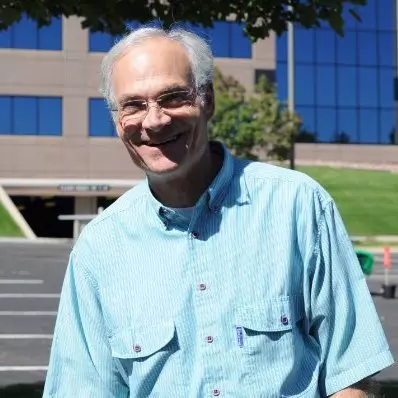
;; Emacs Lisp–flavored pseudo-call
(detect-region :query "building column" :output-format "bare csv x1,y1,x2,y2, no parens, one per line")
73,196,98,238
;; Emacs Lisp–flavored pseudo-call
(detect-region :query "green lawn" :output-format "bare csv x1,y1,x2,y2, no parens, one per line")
297,166,398,236
0,203,24,237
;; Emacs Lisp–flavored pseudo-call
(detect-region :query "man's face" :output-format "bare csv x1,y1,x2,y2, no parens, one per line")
111,37,213,176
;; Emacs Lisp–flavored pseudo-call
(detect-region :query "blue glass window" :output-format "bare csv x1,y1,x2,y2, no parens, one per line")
358,32,377,66
316,66,336,107
378,33,394,67
38,17,62,50
359,68,378,107
14,97,37,135
276,63,288,102
296,106,316,135
379,68,394,108
38,98,62,136
89,98,116,137
0,16,62,50
294,28,314,63
357,0,377,30
337,31,356,65
230,23,251,58
0,96,62,136
317,108,337,142
380,110,395,144
210,21,229,57
315,30,335,64
89,32,120,53
277,33,287,62
338,67,357,107
338,109,357,143
378,0,394,31
359,109,378,143
0,97,12,134
295,65,315,105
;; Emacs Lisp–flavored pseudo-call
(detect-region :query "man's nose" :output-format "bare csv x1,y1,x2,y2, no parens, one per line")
141,103,171,132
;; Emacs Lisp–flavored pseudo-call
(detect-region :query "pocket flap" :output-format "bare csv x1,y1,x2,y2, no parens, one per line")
236,296,304,332
109,320,175,359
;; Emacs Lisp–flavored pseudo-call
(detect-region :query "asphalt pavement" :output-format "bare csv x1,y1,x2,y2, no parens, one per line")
0,241,397,397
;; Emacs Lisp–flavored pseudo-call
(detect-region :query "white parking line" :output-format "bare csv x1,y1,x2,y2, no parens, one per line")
0,366,48,371
0,293,60,298
0,334,53,339
0,311,57,316
0,279,43,284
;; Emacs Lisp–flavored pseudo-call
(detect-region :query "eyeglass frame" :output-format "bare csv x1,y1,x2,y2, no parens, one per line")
110,88,199,122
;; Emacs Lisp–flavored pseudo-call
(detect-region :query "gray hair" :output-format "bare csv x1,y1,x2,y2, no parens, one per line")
100,25,214,109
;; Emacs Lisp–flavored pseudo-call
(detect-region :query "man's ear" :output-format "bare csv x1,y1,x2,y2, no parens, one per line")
203,84,215,120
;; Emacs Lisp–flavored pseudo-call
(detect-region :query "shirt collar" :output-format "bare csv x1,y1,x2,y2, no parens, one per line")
144,141,250,222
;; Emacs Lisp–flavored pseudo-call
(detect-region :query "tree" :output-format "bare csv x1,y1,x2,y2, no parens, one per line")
0,1,365,41
209,68,301,161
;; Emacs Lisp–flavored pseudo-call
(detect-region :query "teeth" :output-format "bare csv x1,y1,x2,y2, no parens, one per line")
148,134,179,146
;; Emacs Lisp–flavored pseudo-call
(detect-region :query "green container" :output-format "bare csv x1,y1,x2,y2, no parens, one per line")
356,250,374,276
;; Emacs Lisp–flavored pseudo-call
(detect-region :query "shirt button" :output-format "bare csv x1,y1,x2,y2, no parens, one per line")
199,283,207,291
206,335,214,343
192,231,199,239
213,388,221,396
281,316,289,326
133,345,142,353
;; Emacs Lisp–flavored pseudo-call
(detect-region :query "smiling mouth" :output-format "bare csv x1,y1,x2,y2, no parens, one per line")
146,133,183,147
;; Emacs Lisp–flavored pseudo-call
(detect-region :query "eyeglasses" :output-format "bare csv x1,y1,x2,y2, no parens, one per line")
112,90,196,122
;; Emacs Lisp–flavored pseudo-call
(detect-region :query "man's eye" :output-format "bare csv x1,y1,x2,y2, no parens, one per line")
122,102,145,112
159,92,190,108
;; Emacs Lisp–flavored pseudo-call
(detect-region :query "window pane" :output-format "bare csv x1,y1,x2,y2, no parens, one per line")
0,97,12,135
294,28,314,63
358,32,377,66
378,0,394,31
38,17,62,50
296,106,317,141
316,66,336,106
378,33,394,67
379,68,394,108
338,67,357,107
0,27,11,48
89,99,115,137
337,31,356,65
338,109,357,143
210,22,229,57
380,110,395,144
38,97,62,136
277,33,287,62
89,31,115,52
14,16,37,49
357,0,376,30
276,62,288,102
317,108,337,142
230,23,251,58
359,109,378,143
14,97,37,135
295,65,315,105
315,29,336,64
342,4,360,30
359,68,378,107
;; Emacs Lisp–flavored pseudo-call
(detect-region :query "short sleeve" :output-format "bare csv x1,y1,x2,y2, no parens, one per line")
309,200,394,396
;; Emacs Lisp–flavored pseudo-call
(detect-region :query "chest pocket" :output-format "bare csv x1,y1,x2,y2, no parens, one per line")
235,296,311,394
108,320,179,387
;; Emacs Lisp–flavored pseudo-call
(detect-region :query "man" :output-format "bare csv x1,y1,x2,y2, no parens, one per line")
43,25,394,397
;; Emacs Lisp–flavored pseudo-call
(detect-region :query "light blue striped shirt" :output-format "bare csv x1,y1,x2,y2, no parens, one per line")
44,142,394,397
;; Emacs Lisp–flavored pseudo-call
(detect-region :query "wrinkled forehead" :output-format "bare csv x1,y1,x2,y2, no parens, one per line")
112,37,194,99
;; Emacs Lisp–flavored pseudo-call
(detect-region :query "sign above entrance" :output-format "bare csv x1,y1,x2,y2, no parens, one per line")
58,184,111,193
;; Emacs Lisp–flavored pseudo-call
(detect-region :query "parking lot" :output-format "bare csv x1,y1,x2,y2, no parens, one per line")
0,241,397,397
